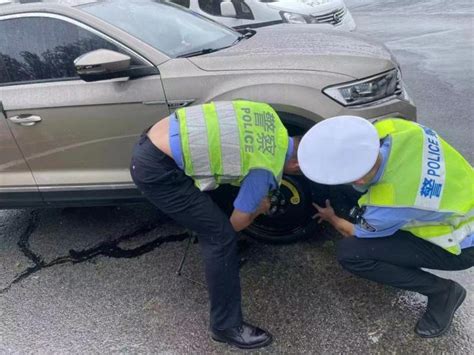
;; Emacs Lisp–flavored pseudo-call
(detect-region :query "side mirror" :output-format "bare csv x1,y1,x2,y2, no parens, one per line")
74,49,131,82
220,0,237,18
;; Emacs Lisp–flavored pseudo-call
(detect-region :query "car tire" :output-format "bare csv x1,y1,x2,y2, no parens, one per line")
209,174,317,244
244,174,318,244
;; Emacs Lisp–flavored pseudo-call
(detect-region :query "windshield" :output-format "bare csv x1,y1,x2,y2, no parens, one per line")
80,0,240,58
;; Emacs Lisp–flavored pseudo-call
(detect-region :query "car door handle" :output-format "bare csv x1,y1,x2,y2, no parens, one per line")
8,114,42,126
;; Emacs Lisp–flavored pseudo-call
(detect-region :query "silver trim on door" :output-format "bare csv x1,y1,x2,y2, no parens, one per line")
38,183,138,192
0,187,39,193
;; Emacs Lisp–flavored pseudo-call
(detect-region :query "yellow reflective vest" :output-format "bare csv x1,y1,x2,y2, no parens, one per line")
358,119,474,255
176,101,289,191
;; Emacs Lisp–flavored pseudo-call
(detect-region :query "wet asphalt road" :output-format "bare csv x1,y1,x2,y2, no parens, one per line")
1,0,473,353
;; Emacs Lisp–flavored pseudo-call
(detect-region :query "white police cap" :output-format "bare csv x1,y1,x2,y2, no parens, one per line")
298,116,380,185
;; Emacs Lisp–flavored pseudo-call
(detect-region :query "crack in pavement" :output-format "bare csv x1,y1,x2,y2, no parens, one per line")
0,210,189,295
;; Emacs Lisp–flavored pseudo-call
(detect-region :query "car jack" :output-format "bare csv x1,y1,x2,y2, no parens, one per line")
176,232,205,287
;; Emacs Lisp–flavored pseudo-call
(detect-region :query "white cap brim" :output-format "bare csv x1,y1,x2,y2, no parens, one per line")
298,116,380,185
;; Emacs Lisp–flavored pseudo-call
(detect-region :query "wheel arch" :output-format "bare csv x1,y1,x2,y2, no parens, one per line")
202,81,329,129
274,110,318,136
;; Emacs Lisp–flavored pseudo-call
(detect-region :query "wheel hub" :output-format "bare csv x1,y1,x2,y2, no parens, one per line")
268,189,289,217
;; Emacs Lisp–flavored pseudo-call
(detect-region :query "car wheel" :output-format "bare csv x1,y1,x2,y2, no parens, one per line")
209,115,317,244
245,175,317,244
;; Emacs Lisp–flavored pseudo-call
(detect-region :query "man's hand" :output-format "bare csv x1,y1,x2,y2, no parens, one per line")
312,199,336,224
312,199,355,237
230,196,271,232
256,196,271,216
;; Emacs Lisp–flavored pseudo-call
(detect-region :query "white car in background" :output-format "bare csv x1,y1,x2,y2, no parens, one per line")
170,0,356,31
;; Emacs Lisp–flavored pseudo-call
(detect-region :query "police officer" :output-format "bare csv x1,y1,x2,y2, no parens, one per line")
130,101,301,349
298,116,474,338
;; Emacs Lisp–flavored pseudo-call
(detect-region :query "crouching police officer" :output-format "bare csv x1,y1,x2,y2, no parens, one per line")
298,116,473,338
130,101,301,349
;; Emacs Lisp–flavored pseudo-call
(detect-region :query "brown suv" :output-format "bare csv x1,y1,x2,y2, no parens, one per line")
0,0,416,242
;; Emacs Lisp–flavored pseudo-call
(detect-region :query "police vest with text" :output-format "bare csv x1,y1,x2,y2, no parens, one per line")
176,101,289,191
358,119,474,255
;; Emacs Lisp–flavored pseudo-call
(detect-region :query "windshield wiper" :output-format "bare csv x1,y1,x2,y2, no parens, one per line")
176,48,222,58
232,35,246,45
177,31,255,58
236,29,256,40
230,30,256,46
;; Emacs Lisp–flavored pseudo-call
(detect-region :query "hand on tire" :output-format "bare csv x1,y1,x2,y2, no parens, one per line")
312,199,336,224
257,196,271,216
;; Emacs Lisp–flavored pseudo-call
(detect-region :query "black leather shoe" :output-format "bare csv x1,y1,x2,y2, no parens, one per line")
211,322,273,349
415,281,467,338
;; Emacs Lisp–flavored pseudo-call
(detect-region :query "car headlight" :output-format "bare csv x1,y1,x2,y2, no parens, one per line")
323,69,408,107
280,11,308,24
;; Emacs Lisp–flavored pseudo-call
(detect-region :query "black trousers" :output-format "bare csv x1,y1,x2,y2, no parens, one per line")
337,230,474,296
130,134,242,330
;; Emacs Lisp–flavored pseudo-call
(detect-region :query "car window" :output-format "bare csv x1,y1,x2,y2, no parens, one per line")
169,0,190,7
0,16,145,85
80,0,240,58
198,0,222,15
232,0,254,20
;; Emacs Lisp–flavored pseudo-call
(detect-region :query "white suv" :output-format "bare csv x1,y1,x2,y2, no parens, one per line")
171,0,356,31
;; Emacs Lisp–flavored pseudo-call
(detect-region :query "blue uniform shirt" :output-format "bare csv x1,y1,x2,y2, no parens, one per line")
169,114,184,169
169,113,294,213
354,137,474,249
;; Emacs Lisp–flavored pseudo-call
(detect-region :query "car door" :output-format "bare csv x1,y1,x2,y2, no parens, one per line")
0,14,169,203
0,101,42,207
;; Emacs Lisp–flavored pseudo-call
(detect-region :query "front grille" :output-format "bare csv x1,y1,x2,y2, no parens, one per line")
311,7,345,25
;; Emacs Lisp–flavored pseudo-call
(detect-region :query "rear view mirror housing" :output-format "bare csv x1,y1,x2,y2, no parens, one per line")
220,0,237,18
74,49,132,82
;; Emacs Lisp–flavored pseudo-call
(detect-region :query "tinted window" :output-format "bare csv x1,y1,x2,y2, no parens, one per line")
233,0,254,20
0,16,144,85
198,0,222,15
169,0,190,7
